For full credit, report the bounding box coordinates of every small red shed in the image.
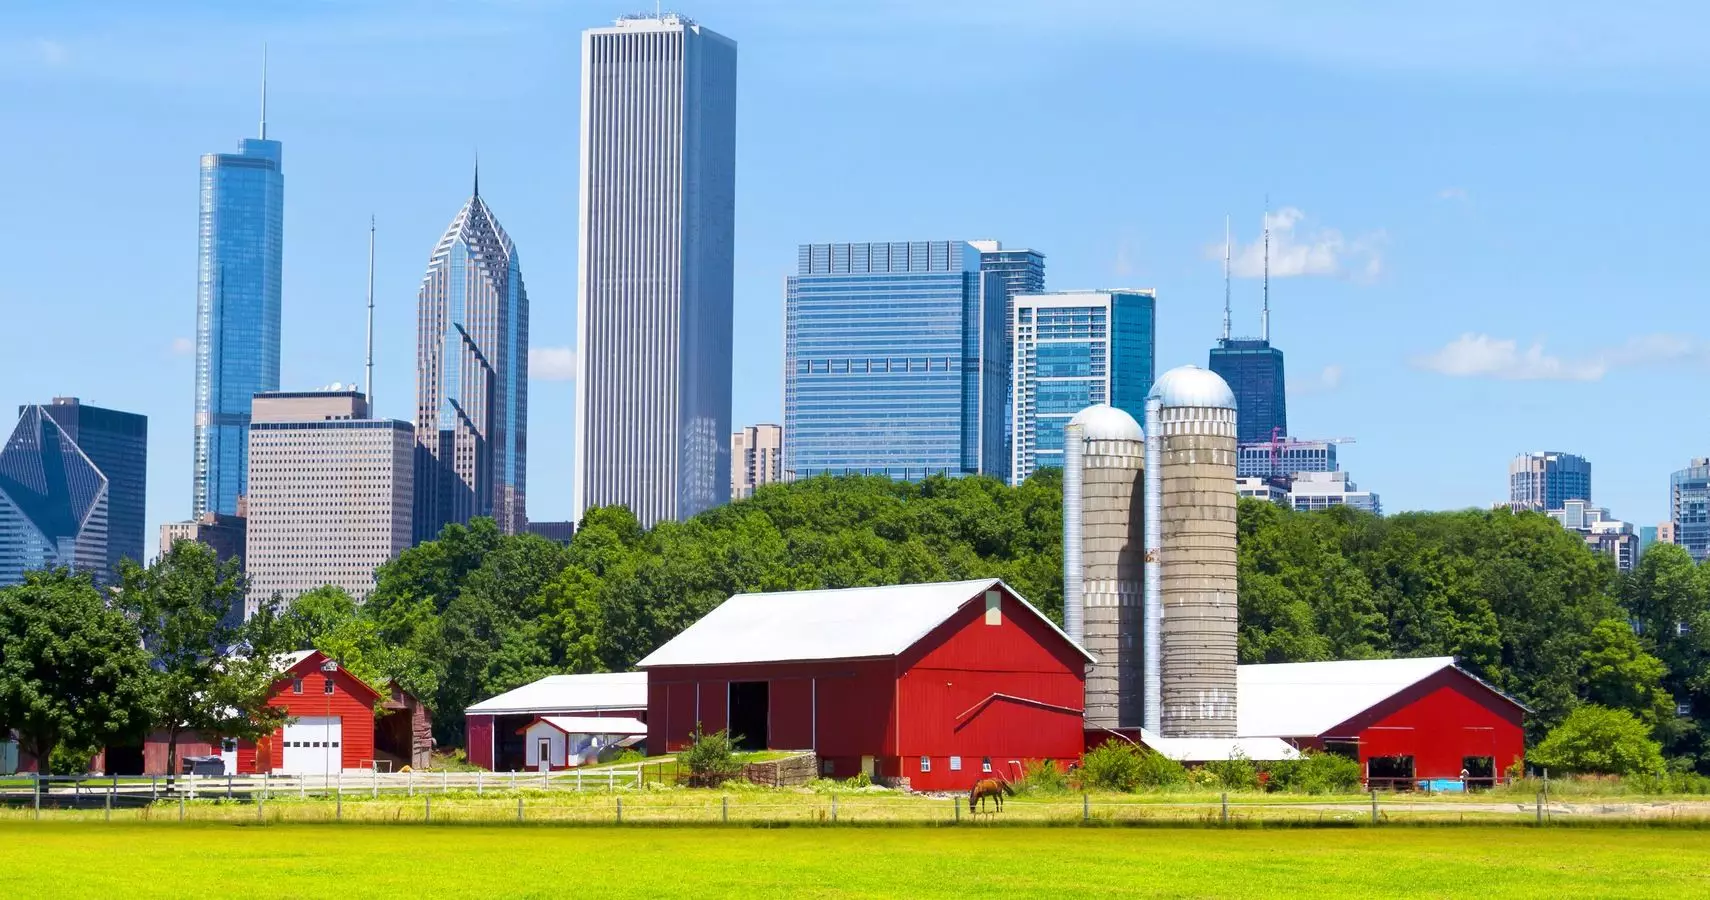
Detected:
[637,579,1093,791]
[1237,657,1527,787]
[233,650,430,776]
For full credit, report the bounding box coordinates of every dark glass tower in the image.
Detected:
[1209,339,1287,443]
[33,398,147,574]
[0,402,144,586]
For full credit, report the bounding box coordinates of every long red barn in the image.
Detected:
[638,579,1093,791]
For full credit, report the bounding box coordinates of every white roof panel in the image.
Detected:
[1237,656,1457,738]
[464,672,647,715]
[1136,730,1299,762]
[637,579,1092,668]
[531,716,648,736]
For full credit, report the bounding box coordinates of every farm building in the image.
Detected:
[465,672,648,771]
[228,650,431,775]
[637,578,1093,791]
[1236,656,1526,786]
[518,716,649,770]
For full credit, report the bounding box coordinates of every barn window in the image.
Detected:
[984,591,1001,626]
[920,756,931,773]
[981,757,992,773]
[950,756,962,771]
[323,677,334,695]
[291,678,303,694]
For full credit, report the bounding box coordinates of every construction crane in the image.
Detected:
[1263,428,1356,479]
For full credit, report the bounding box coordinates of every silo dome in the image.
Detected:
[1147,365,1236,409]
[1068,404,1144,442]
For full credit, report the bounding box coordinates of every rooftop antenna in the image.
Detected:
[1220,215,1232,342]
[1261,197,1271,343]
[365,215,375,410]
[473,151,479,198]
[259,44,268,139]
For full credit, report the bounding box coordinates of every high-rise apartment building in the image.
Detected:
[31,398,147,574]
[244,391,413,613]
[784,241,1007,482]
[0,402,144,586]
[159,512,247,569]
[970,239,1045,338]
[1670,458,1710,562]
[574,14,737,528]
[1009,290,1155,484]
[731,424,782,500]
[414,173,528,542]
[194,78,283,518]
[1508,451,1591,512]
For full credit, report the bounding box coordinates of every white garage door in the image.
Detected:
[280,716,343,776]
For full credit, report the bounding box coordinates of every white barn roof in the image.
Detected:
[465,672,647,715]
[636,579,1093,668]
[1236,656,1463,738]
[529,716,648,736]
[1135,730,1299,763]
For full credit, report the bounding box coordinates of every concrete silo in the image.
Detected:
[1060,404,1145,731]
[1144,365,1239,738]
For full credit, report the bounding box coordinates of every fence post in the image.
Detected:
[517,795,524,823]
[477,770,483,797]
[542,767,549,791]
[442,770,448,795]
[373,768,379,800]
[178,791,185,822]
[607,769,614,793]
[408,769,414,798]
[226,772,233,799]
[263,772,269,802]
[953,797,960,823]
[425,795,431,824]
[1083,793,1090,822]
[722,795,728,824]
[300,773,305,800]
[105,783,112,822]
[336,788,342,821]
[511,770,517,793]
[32,773,40,820]
[1370,790,1378,825]
[577,768,582,792]
[831,794,838,823]
[1536,792,1543,825]
[1221,792,1229,825]
[257,790,264,822]
[616,796,623,825]
[151,775,157,803]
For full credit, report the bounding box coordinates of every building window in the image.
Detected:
[949,756,962,771]
[982,757,992,774]
[920,756,931,773]
[291,678,303,694]
[323,677,334,695]
[984,590,1001,626]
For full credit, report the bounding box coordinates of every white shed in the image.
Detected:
[519,716,649,770]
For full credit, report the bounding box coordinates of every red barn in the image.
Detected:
[233,650,429,776]
[464,672,648,771]
[1237,657,1527,787]
[637,579,1093,791]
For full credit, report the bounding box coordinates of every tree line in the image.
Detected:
[4,472,1706,775]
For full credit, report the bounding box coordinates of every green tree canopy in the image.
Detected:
[1529,705,1665,776]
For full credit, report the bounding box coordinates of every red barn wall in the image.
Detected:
[238,655,380,773]
[467,715,495,769]
[1329,668,1526,783]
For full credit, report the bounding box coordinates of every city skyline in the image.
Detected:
[4,2,1709,554]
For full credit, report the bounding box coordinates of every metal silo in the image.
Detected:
[1063,404,1145,731]
[1146,366,1239,738]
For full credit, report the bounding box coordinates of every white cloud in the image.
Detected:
[35,39,68,67]
[529,346,576,381]
[1289,364,1344,396]
[170,337,194,356]
[1411,333,1708,382]
[1437,187,1470,202]
[1209,208,1385,283]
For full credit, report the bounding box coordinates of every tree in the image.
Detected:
[1529,705,1665,776]
[1580,618,1674,727]
[0,570,151,772]
[118,541,290,780]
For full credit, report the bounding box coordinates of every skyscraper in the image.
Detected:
[784,241,1007,482]
[972,240,1045,455]
[1509,451,1591,512]
[574,14,737,528]
[245,391,413,613]
[731,424,782,500]
[1009,290,1156,484]
[0,403,137,586]
[193,61,283,518]
[1670,458,1710,562]
[414,170,528,542]
[32,398,147,574]
[1208,216,1288,443]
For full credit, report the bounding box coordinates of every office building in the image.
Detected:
[1288,471,1381,515]
[525,521,576,545]
[971,240,1046,320]
[1237,476,1288,505]
[159,512,247,569]
[1639,524,1659,560]
[30,398,146,574]
[785,241,1007,482]
[244,391,413,613]
[1009,290,1155,484]
[1508,451,1591,512]
[414,172,529,542]
[574,14,737,528]
[194,73,284,518]
[1236,438,1338,480]
[0,404,135,585]
[1209,339,1287,444]
[731,424,782,500]
[1670,458,1710,562]
[1550,499,1639,572]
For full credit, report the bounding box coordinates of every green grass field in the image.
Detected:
[8,822,1708,898]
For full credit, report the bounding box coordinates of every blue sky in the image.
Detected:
[4,1,1707,555]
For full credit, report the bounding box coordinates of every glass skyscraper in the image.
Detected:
[414,173,528,542]
[785,241,1007,482]
[1509,451,1592,512]
[33,398,147,575]
[575,14,737,528]
[0,403,140,586]
[1670,458,1710,562]
[1009,290,1156,484]
[1208,338,1287,444]
[193,104,283,518]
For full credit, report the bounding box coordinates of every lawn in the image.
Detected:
[9,823,1709,898]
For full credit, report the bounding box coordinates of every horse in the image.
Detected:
[969,776,1014,813]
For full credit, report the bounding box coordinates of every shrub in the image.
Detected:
[1014,759,1071,794]
[1530,705,1665,776]
[679,725,743,786]
[1080,740,1145,792]
[1202,750,1260,791]
[1265,751,1362,794]
[1135,750,1188,788]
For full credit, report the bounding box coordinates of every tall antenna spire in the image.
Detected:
[365,215,375,410]
[472,151,480,198]
[259,44,269,139]
[1221,215,1232,342]
[1261,198,1271,343]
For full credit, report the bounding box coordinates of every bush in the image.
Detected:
[1264,751,1362,794]
[679,725,742,786]
[1080,740,1145,792]
[48,744,97,776]
[1135,750,1188,788]
[1014,759,1071,795]
[1530,705,1665,776]
[1202,750,1260,791]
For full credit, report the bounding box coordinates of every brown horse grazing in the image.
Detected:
[969,777,1014,813]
